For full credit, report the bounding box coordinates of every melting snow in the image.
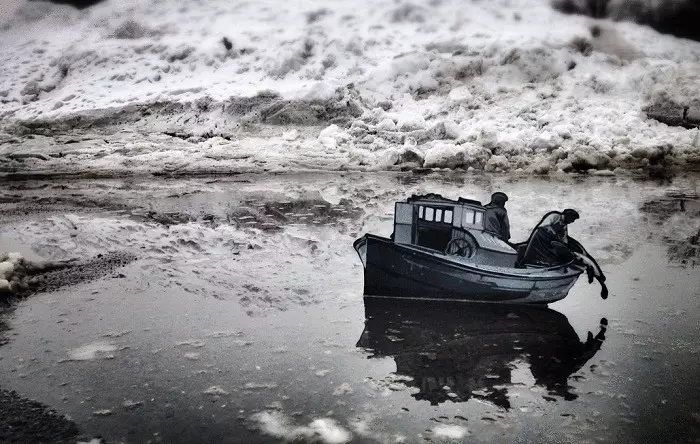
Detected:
[67,341,118,361]
[250,411,352,444]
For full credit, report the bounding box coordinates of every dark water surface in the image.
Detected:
[0,173,698,443]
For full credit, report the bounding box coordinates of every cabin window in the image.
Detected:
[444,210,453,224]
[474,211,483,225]
[463,209,475,225]
[417,205,452,225]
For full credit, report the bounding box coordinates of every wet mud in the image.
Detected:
[0,388,82,444]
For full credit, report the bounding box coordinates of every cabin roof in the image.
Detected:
[407,193,483,208]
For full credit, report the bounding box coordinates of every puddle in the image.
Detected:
[0,172,698,443]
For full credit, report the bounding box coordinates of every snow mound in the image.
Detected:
[0,0,698,174]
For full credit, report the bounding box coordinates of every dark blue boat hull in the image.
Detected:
[355,234,582,304]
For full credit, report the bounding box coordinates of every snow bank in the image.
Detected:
[0,248,135,300]
[0,0,699,175]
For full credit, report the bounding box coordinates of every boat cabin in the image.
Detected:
[392,194,518,267]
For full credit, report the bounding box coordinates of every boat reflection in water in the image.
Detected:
[356,300,607,408]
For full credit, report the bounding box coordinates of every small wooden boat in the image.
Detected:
[353,194,594,304]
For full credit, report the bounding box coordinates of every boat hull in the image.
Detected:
[354,234,582,304]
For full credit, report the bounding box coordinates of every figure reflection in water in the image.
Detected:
[356,300,607,408]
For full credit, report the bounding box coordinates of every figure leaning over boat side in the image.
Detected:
[520,209,579,266]
[520,209,608,299]
[483,192,510,242]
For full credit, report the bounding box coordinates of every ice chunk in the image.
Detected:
[376,118,396,131]
[282,129,299,141]
[485,154,510,172]
[448,86,473,103]
[0,261,14,280]
[423,143,464,169]
[204,386,229,396]
[7,252,23,264]
[432,424,468,439]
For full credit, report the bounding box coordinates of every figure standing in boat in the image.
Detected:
[483,192,511,242]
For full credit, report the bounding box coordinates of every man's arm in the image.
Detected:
[501,209,511,241]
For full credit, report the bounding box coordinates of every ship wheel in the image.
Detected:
[445,237,475,258]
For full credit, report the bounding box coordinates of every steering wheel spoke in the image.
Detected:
[445,238,475,258]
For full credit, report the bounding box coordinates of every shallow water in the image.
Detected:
[0,172,698,443]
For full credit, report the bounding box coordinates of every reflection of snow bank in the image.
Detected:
[0,0,698,174]
[250,411,352,444]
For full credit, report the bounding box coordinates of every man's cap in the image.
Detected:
[562,208,580,220]
[491,192,508,202]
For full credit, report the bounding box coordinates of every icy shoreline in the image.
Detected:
[1,0,700,176]
[1,118,698,179]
